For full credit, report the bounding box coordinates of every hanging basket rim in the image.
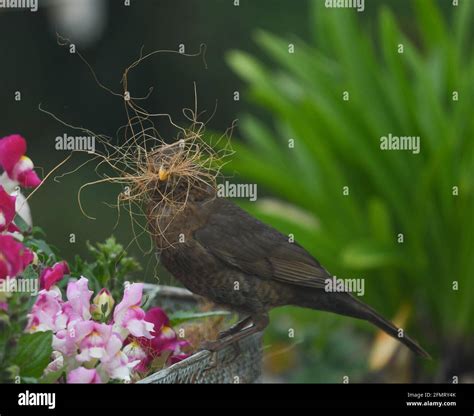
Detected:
[138,284,264,384]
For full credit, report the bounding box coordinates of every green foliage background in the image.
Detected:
[217,0,473,381]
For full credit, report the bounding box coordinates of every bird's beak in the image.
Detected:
[158,166,169,181]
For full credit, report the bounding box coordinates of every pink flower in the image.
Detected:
[67,367,101,384]
[43,278,91,356]
[0,301,7,312]
[74,321,113,363]
[0,135,41,188]
[44,351,64,375]
[99,333,139,382]
[39,261,69,290]
[145,307,189,356]
[26,288,67,333]
[0,186,19,233]
[52,323,79,357]
[122,338,150,373]
[0,234,33,280]
[134,307,190,370]
[168,353,190,365]
[113,283,154,339]
[63,277,93,322]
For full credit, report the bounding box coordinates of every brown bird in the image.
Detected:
[146,155,429,358]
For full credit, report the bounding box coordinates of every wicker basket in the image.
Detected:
[137,285,263,384]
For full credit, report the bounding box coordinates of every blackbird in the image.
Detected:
[147,162,429,358]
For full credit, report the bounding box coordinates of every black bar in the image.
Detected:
[0,383,473,411]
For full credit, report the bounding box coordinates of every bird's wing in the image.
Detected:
[194,199,330,289]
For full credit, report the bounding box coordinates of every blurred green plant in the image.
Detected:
[221,0,473,378]
[72,236,142,297]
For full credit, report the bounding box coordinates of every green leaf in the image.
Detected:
[413,0,448,49]
[341,241,403,270]
[454,0,473,62]
[226,51,268,85]
[39,368,65,384]
[26,238,55,258]
[14,214,31,234]
[169,310,231,327]
[31,226,47,238]
[20,265,38,281]
[21,377,39,384]
[13,331,53,379]
[367,198,393,244]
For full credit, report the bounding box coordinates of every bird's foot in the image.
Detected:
[217,316,253,340]
[199,314,269,352]
[199,339,233,352]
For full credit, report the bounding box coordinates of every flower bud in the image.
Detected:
[91,288,114,321]
[32,251,39,266]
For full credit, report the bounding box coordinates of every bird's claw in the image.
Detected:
[199,339,226,352]
[217,328,234,340]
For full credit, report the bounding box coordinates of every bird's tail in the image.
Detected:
[355,297,431,359]
[305,292,431,358]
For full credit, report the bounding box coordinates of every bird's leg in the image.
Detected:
[217,316,253,339]
[200,314,269,352]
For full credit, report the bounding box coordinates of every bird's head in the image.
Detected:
[144,141,216,206]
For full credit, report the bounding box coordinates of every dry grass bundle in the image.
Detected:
[41,37,235,253]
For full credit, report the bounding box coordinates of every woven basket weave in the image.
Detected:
[138,285,263,384]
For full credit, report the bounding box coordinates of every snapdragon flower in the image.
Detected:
[0,135,41,188]
[0,234,33,280]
